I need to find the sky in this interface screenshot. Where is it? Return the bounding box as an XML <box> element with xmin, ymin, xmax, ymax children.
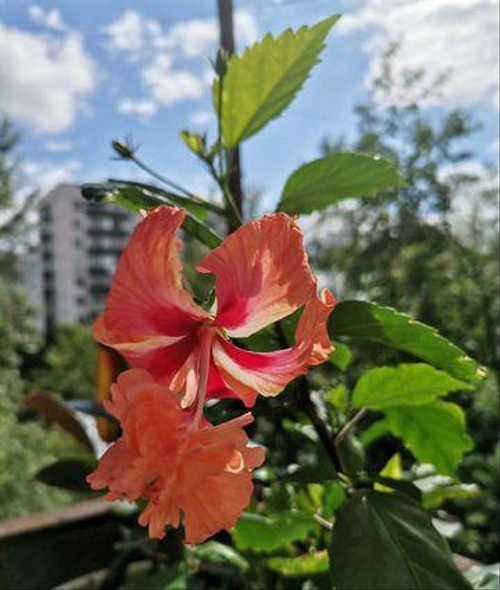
<box><xmin>1</xmin><ymin>0</ymin><xmax>498</xmax><ymax>211</ymax></box>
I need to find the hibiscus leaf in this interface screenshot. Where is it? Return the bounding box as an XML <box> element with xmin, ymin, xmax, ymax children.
<box><xmin>384</xmin><ymin>401</ymin><xmax>474</xmax><ymax>476</ymax></box>
<box><xmin>232</xmin><ymin>511</ymin><xmax>316</xmax><ymax>553</ymax></box>
<box><xmin>279</xmin><ymin>152</ymin><xmax>406</xmax><ymax>214</ymax></box>
<box><xmin>81</xmin><ymin>182</ymin><xmax>222</xmax><ymax>249</ymax></box>
<box><xmin>330</xmin><ymin>301</ymin><xmax>486</xmax><ymax>385</ymax></box>
<box><xmin>214</xmin><ymin>15</ymin><xmax>339</xmax><ymax>148</ymax></box>
<box><xmin>329</xmin><ymin>490</ymin><xmax>472</xmax><ymax>589</ymax></box>
<box><xmin>352</xmin><ymin>363</ymin><xmax>473</xmax><ymax>410</ymax></box>
<box><xmin>329</xmin><ymin>341</ymin><xmax>353</xmax><ymax>371</ymax></box>
<box><xmin>36</xmin><ymin>456</ymin><xmax>97</xmax><ymax>492</ymax></box>
<box><xmin>267</xmin><ymin>550</ymin><xmax>329</xmax><ymax>578</ymax></box>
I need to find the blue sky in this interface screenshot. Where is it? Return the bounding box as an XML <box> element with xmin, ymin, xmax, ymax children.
<box><xmin>1</xmin><ymin>0</ymin><xmax>498</xmax><ymax>210</ymax></box>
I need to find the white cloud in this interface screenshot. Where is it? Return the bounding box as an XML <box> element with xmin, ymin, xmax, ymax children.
<box><xmin>341</xmin><ymin>0</ymin><xmax>499</xmax><ymax>109</ymax></box>
<box><xmin>28</xmin><ymin>5</ymin><xmax>66</xmax><ymax>32</ymax></box>
<box><xmin>0</xmin><ymin>24</ymin><xmax>96</xmax><ymax>134</ymax></box>
<box><xmin>20</xmin><ymin>159</ymin><xmax>81</xmax><ymax>195</ymax></box>
<box><xmin>189</xmin><ymin>109</ymin><xmax>213</xmax><ymax>126</ymax></box>
<box><xmin>103</xmin><ymin>9</ymin><xmax>257</xmax><ymax>118</ymax></box>
<box><xmin>117</xmin><ymin>98</ymin><xmax>157</xmax><ymax>118</ymax></box>
<box><xmin>157</xmin><ymin>10</ymin><xmax>257</xmax><ymax>57</ymax></box>
<box><xmin>103</xmin><ymin>9</ymin><xmax>162</xmax><ymax>60</ymax></box>
<box><xmin>46</xmin><ymin>140</ymin><xmax>73</xmax><ymax>153</ymax></box>
<box><xmin>143</xmin><ymin>54</ymin><xmax>204</xmax><ymax>106</ymax></box>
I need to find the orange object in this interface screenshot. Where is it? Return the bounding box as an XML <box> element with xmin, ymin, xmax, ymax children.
<box><xmin>87</xmin><ymin>369</ymin><xmax>265</xmax><ymax>544</ymax></box>
<box><xmin>95</xmin><ymin>345</ymin><xmax>124</xmax><ymax>442</ymax></box>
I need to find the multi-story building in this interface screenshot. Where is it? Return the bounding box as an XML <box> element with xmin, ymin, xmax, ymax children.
<box><xmin>35</xmin><ymin>183</ymin><xmax>136</xmax><ymax>333</ymax></box>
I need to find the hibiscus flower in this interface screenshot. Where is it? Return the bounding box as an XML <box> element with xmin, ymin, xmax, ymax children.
<box><xmin>87</xmin><ymin>369</ymin><xmax>265</xmax><ymax>544</ymax></box>
<box><xmin>94</xmin><ymin>206</ymin><xmax>335</xmax><ymax>410</ymax></box>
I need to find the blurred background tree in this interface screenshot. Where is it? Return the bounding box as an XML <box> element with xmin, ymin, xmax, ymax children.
<box><xmin>309</xmin><ymin>47</ymin><xmax>499</xmax><ymax>561</ymax></box>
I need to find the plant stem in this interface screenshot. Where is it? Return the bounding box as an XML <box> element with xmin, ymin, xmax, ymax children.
<box><xmin>274</xmin><ymin>322</ymin><xmax>341</xmax><ymax>473</ymax></box>
<box><xmin>335</xmin><ymin>409</ymin><xmax>368</xmax><ymax>450</ymax></box>
<box><xmin>128</xmin><ymin>153</ymin><xmax>199</xmax><ymax>202</ymax></box>
<box><xmin>207</xmin><ymin>160</ymin><xmax>242</xmax><ymax>228</ymax></box>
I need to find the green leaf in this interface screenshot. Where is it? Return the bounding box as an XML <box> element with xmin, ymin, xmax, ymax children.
<box><xmin>329</xmin><ymin>342</ymin><xmax>353</xmax><ymax>371</ymax></box>
<box><xmin>267</xmin><ymin>550</ymin><xmax>329</xmax><ymax>578</ymax></box>
<box><xmin>353</xmin><ymin>363</ymin><xmax>472</xmax><ymax>410</ymax></box>
<box><xmin>36</xmin><ymin>456</ymin><xmax>97</xmax><ymax>492</ymax></box>
<box><xmin>414</xmin><ymin>473</ymin><xmax>481</xmax><ymax>510</ymax></box>
<box><xmin>215</xmin><ymin>15</ymin><xmax>339</xmax><ymax>147</ymax></box>
<box><xmin>180</xmin><ymin>130</ymin><xmax>207</xmax><ymax>158</ymax></box>
<box><xmin>329</xmin><ymin>490</ymin><xmax>472</xmax><ymax>589</ymax></box>
<box><xmin>331</xmin><ymin>301</ymin><xmax>486</xmax><ymax>385</ymax></box>
<box><xmin>325</xmin><ymin>384</ymin><xmax>348</xmax><ymax>411</ymax></box>
<box><xmin>384</xmin><ymin>401</ymin><xmax>474</xmax><ymax>475</ymax></box>
<box><xmin>465</xmin><ymin>563</ymin><xmax>500</xmax><ymax>590</ymax></box>
<box><xmin>193</xmin><ymin>541</ymin><xmax>249</xmax><ymax>572</ymax></box>
<box><xmin>81</xmin><ymin>182</ymin><xmax>222</xmax><ymax>249</ymax></box>
<box><xmin>232</xmin><ymin>511</ymin><xmax>315</xmax><ymax>553</ymax></box>
<box><xmin>279</xmin><ymin>152</ymin><xmax>405</xmax><ymax>214</ymax></box>
<box><xmin>374</xmin><ymin>453</ymin><xmax>403</xmax><ymax>492</ymax></box>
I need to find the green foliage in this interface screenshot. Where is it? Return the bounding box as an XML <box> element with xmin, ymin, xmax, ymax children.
<box><xmin>232</xmin><ymin>511</ymin><xmax>316</xmax><ymax>553</ymax></box>
<box><xmin>352</xmin><ymin>363</ymin><xmax>472</xmax><ymax>409</ymax></box>
<box><xmin>267</xmin><ymin>550</ymin><xmax>329</xmax><ymax>578</ymax></box>
<box><xmin>332</xmin><ymin>301</ymin><xmax>486</xmax><ymax>385</ymax></box>
<box><xmin>31</xmin><ymin>325</ymin><xmax>96</xmax><ymax>400</ymax></box>
<box><xmin>384</xmin><ymin>401</ymin><xmax>474</xmax><ymax>475</ymax></box>
<box><xmin>328</xmin><ymin>342</ymin><xmax>352</xmax><ymax>372</ymax></box>
<box><xmin>329</xmin><ymin>490</ymin><xmax>472</xmax><ymax>589</ymax></box>
<box><xmin>279</xmin><ymin>152</ymin><xmax>406</xmax><ymax>214</ymax></box>
<box><xmin>81</xmin><ymin>182</ymin><xmax>222</xmax><ymax>248</ymax></box>
<box><xmin>215</xmin><ymin>16</ymin><xmax>339</xmax><ymax>147</ymax></box>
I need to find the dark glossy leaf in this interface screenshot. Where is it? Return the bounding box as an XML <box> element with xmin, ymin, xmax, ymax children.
<box><xmin>24</xmin><ymin>391</ymin><xmax>94</xmax><ymax>452</ymax></box>
<box><xmin>81</xmin><ymin>182</ymin><xmax>222</xmax><ymax>249</ymax></box>
<box><xmin>215</xmin><ymin>16</ymin><xmax>339</xmax><ymax>147</ymax></box>
<box><xmin>36</xmin><ymin>457</ymin><xmax>97</xmax><ymax>491</ymax></box>
<box><xmin>384</xmin><ymin>401</ymin><xmax>474</xmax><ymax>476</ymax></box>
<box><xmin>232</xmin><ymin>511</ymin><xmax>315</xmax><ymax>553</ymax></box>
<box><xmin>353</xmin><ymin>363</ymin><xmax>473</xmax><ymax>410</ymax></box>
<box><xmin>329</xmin><ymin>490</ymin><xmax>472</xmax><ymax>589</ymax></box>
<box><xmin>331</xmin><ymin>301</ymin><xmax>486</xmax><ymax>385</ymax></box>
<box><xmin>267</xmin><ymin>550</ymin><xmax>329</xmax><ymax>577</ymax></box>
<box><xmin>279</xmin><ymin>152</ymin><xmax>406</xmax><ymax>214</ymax></box>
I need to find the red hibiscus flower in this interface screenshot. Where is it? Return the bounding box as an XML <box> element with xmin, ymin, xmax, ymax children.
<box><xmin>94</xmin><ymin>206</ymin><xmax>335</xmax><ymax>411</ymax></box>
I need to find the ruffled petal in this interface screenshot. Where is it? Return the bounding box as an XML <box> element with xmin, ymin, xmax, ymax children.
<box><xmin>197</xmin><ymin>213</ymin><xmax>317</xmax><ymax>338</ymax></box>
<box><xmin>94</xmin><ymin>207</ymin><xmax>209</xmax><ymax>363</ymax></box>
<box><xmin>212</xmin><ymin>290</ymin><xmax>336</xmax><ymax>403</ymax></box>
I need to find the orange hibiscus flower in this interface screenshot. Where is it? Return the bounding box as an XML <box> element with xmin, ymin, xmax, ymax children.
<box><xmin>94</xmin><ymin>206</ymin><xmax>335</xmax><ymax>410</ymax></box>
<box><xmin>87</xmin><ymin>369</ymin><xmax>265</xmax><ymax>544</ymax></box>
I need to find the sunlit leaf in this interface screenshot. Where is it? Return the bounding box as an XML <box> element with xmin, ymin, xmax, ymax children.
<box><xmin>331</xmin><ymin>301</ymin><xmax>486</xmax><ymax>385</ymax></box>
<box><xmin>279</xmin><ymin>152</ymin><xmax>405</xmax><ymax>214</ymax></box>
<box><xmin>215</xmin><ymin>16</ymin><xmax>339</xmax><ymax>147</ymax></box>
<box><xmin>384</xmin><ymin>401</ymin><xmax>474</xmax><ymax>475</ymax></box>
<box><xmin>232</xmin><ymin>511</ymin><xmax>315</xmax><ymax>553</ymax></box>
<box><xmin>329</xmin><ymin>342</ymin><xmax>353</xmax><ymax>371</ymax></box>
<box><xmin>353</xmin><ymin>363</ymin><xmax>473</xmax><ymax>410</ymax></box>
<box><xmin>267</xmin><ymin>550</ymin><xmax>329</xmax><ymax>578</ymax></box>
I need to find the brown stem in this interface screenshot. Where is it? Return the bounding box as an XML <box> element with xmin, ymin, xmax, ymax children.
<box><xmin>274</xmin><ymin>323</ymin><xmax>341</xmax><ymax>473</ymax></box>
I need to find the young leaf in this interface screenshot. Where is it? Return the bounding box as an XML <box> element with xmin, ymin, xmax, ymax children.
<box><xmin>232</xmin><ymin>511</ymin><xmax>315</xmax><ymax>553</ymax></box>
<box><xmin>384</xmin><ymin>401</ymin><xmax>474</xmax><ymax>475</ymax></box>
<box><xmin>193</xmin><ymin>541</ymin><xmax>249</xmax><ymax>572</ymax></box>
<box><xmin>81</xmin><ymin>182</ymin><xmax>222</xmax><ymax>249</ymax></box>
<box><xmin>279</xmin><ymin>152</ymin><xmax>405</xmax><ymax>214</ymax></box>
<box><xmin>329</xmin><ymin>490</ymin><xmax>472</xmax><ymax>589</ymax></box>
<box><xmin>267</xmin><ymin>550</ymin><xmax>329</xmax><ymax>578</ymax></box>
<box><xmin>374</xmin><ymin>453</ymin><xmax>403</xmax><ymax>493</ymax></box>
<box><xmin>352</xmin><ymin>363</ymin><xmax>473</xmax><ymax>410</ymax></box>
<box><xmin>215</xmin><ymin>15</ymin><xmax>340</xmax><ymax>148</ymax></box>
<box><xmin>331</xmin><ymin>301</ymin><xmax>486</xmax><ymax>385</ymax></box>
<box><xmin>329</xmin><ymin>341</ymin><xmax>353</xmax><ymax>371</ymax></box>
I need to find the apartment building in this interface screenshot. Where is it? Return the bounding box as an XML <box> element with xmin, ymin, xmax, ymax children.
<box><xmin>36</xmin><ymin>183</ymin><xmax>135</xmax><ymax>333</ymax></box>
